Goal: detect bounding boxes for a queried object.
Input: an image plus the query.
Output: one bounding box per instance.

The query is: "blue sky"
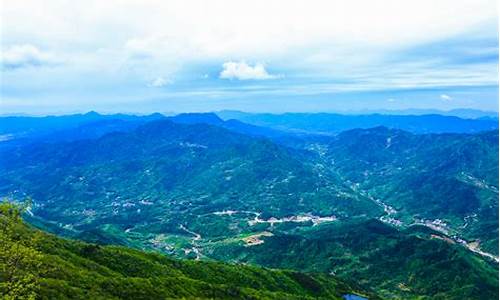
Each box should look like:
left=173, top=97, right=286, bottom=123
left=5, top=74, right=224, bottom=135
left=1, top=0, right=498, bottom=115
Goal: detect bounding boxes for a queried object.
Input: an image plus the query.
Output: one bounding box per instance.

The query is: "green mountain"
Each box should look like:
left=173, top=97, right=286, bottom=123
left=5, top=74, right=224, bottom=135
left=0, top=202, right=377, bottom=300
left=324, top=127, right=499, bottom=254
left=1, top=119, right=381, bottom=237
left=206, top=219, right=498, bottom=299
left=1, top=114, right=498, bottom=299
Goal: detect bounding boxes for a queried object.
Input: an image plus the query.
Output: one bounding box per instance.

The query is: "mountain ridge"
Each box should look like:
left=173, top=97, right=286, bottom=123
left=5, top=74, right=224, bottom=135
left=1, top=113, right=498, bottom=299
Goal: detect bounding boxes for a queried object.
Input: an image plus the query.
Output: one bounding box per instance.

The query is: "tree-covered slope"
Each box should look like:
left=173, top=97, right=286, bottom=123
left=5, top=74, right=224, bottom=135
left=324, top=127, right=499, bottom=254
left=1, top=115, right=498, bottom=299
left=0, top=119, right=380, bottom=249
left=0, top=202, right=377, bottom=300
left=206, top=219, right=499, bottom=300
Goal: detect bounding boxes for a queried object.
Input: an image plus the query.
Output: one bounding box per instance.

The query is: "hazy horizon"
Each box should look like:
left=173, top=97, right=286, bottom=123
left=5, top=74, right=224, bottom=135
left=1, top=107, right=499, bottom=118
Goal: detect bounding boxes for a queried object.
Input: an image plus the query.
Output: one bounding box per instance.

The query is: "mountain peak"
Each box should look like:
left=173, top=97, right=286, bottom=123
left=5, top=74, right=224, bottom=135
left=84, top=111, right=101, bottom=117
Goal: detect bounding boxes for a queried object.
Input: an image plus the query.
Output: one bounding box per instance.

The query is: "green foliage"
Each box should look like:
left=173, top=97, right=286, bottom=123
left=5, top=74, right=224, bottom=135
left=0, top=120, right=497, bottom=299
left=0, top=120, right=382, bottom=255
left=0, top=202, right=376, bottom=299
left=0, top=201, right=43, bottom=300
left=208, top=220, right=499, bottom=299
left=325, top=128, right=499, bottom=254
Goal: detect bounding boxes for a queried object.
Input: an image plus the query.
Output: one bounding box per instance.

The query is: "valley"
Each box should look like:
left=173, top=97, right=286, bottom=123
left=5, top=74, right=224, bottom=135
left=0, top=112, right=498, bottom=299
left=1, top=202, right=379, bottom=299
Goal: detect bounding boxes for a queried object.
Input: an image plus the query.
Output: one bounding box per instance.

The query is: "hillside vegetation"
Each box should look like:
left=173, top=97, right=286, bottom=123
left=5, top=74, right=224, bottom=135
left=1, top=113, right=498, bottom=299
left=0, top=202, right=376, bottom=300
left=207, top=219, right=499, bottom=299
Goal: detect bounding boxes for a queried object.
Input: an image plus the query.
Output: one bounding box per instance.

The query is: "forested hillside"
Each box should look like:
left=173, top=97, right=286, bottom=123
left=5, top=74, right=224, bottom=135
left=0, top=113, right=497, bottom=299
left=0, top=202, right=376, bottom=300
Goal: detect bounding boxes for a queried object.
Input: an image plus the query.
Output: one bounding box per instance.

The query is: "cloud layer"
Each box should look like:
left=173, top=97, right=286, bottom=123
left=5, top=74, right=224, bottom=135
left=219, top=61, right=278, bottom=80
left=1, top=0, right=498, bottom=113
left=148, top=77, right=170, bottom=87
left=440, top=94, right=453, bottom=101
left=1, top=44, right=56, bottom=69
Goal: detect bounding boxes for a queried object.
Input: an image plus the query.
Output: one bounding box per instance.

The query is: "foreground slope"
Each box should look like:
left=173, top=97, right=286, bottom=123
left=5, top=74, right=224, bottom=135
left=207, top=219, right=499, bottom=299
left=0, top=202, right=376, bottom=300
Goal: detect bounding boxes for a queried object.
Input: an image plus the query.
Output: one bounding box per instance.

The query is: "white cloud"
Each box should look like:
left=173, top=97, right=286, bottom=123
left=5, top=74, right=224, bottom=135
left=148, top=77, right=170, bottom=87
left=1, top=44, right=56, bottom=69
left=440, top=94, right=453, bottom=101
left=387, top=98, right=396, bottom=102
left=0, top=0, right=497, bottom=112
left=220, top=61, right=278, bottom=80
left=3, top=1, right=496, bottom=62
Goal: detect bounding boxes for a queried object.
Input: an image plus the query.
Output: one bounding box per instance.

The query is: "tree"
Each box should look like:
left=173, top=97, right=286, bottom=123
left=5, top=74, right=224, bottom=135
left=0, top=200, right=43, bottom=300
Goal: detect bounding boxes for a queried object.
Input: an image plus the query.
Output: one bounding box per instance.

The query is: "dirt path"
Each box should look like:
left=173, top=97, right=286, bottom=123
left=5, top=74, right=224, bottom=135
left=179, top=224, right=202, bottom=260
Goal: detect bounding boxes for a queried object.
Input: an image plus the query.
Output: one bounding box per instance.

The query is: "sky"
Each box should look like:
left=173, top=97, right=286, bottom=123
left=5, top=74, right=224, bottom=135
left=0, top=0, right=498, bottom=115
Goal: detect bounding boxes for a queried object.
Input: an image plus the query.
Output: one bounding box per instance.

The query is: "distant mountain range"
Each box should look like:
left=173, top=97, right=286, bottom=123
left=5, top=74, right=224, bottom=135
left=0, top=111, right=165, bottom=144
left=1, top=110, right=497, bottom=147
left=0, top=112, right=498, bottom=299
left=217, top=111, right=498, bottom=134
left=308, top=108, right=498, bottom=119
